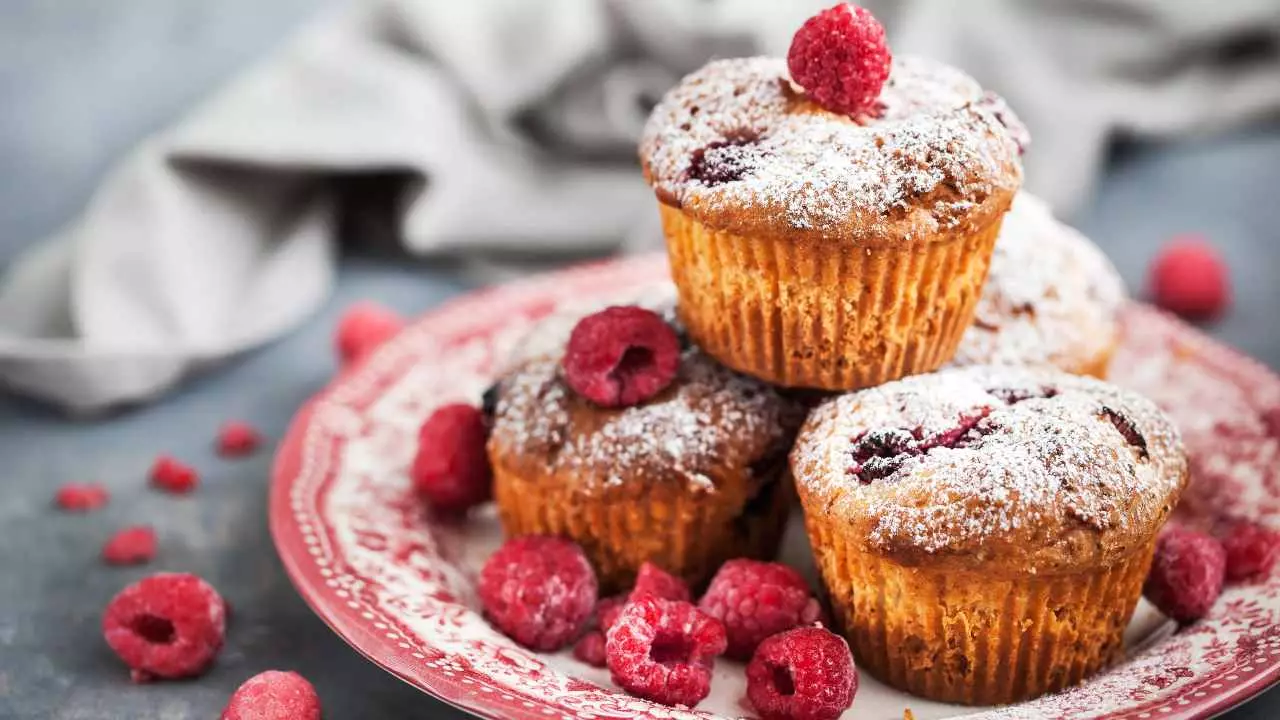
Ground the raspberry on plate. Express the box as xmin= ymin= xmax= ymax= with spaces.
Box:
xmin=412 ymin=403 xmax=493 ymax=515
xmin=221 ymin=670 xmax=321 ymax=720
xmin=334 ymin=301 xmax=405 ymax=367
xmin=787 ymin=3 xmax=892 ymax=116
xmin=102 ymin=573 xmax=227 ymax=681
xmin=1220 ymin=521 xmax=1280 ymax=582
xmin=631 ymin=562 xmax=690 ymax=603
xmin=150 ymin=455 xmax=199 ymax=494
xmin=216 ymin=421 xmax=263 ymax=458
xmin=573 ymin=631 xmax=608 ymax=668
xmin=1147 ymin=236 xmax=1231 ymax=319
xmin=562 ymin=306 xmax=681 ymax=408
xmin=1143 ymin=527 xmax=1226 ymax=624
xmin=606 ymin=596 xmax=726 ymax=707
xmin=102 ymin=526 xmax=157 ymax=566
xmin=698 ymin=559 xmax=822 ymax=660
xmin=478 ymin=536 xmax=597 ymax=651
xmin=594 ymin=594 xmax=626 ymax=633
xmin=747 ymin=626 xmax=857 ymax=720
xmin=54 ymin=482 xmax=109 ymax=512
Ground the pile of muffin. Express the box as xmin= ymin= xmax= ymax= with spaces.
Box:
xmin=428 ymin=4 xmax=1202 ymax=715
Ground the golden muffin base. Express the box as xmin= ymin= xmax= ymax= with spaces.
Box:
xmin=659 ymin=203 xmax=1006 ymax=391
xmin=805 ymin=513 xmax=1156 ymax=706
xmin=492 ymin=460 xmax=793 ymax=594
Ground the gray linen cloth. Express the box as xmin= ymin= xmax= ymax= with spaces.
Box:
xmin=2 ymin=0 xmax=1278 ymax=413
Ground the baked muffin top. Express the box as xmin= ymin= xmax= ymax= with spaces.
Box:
xmin=490 ymin=347 xmax=801 ymax=501
xmin=791 ymin=366 xmax=1187 ymax=574
xmin=639 ymin=56 xmax=1024 ymax=245
xmin=950 ymin=193 xmax=1127 ymax=373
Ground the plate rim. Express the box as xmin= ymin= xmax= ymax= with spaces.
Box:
xmin=270 ymin=254 xmax=1280 ymax=720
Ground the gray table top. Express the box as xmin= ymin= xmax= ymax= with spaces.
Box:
xmin=2 ymin=1 xmax=1279 ymax=718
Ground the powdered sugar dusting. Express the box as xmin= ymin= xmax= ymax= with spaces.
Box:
xmin=640 ymin=56 xmax=1023 ymax=236
xmin=951 ymin=193 xmax=1127 ymax=370
xmin=793 ymin=366 xmax=1186 ymax=561
xmin=493 ymin=349 xmax=795 ymax=493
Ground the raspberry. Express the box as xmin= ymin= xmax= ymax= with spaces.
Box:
xmin=479 ymin=536 xmax=597 ymax=651
xmin=1143 ymin=527 xmax=1226 ymax=624
xmin=746 ymin=626 xmax=857 ymax=720
xmin=1148 ymin=236 xmax=1231 ymax=319
xmin=150 ymin=455 xmax=199 ymax=494
xmin=221 ymin=670 xmax=322 ymax=720
xmin=216 ymin=421 xmax=263 ymax=458
xmin=573 ymin=631 xmax=608 ymax=668
xmin=102 ymin=526 xmax=157 ymax=565
xmin=54 ymin=482 xmax=109 ymax=512
xmin=412 ymin=403 xmax=492 ymax=515
xmin=787 ymin=4 xmax=892 ymax=117
xmin=102 ymin=573 xmax=226 ymax=681
xmin=1220 ymin=521 xmax=1280 ymax=582
xmin=562 ymin=306 xmax=681 ymax=408
xmin=631 ymin=562 xmax=690 ymax=603
xmin=595 ymin=594 xmax=626 ymax=632
xmin=605 ymin=597 xmax=726 ymax=707
xmin=334 ymin=301 xmax=404 ymax=366
xmin=698 ymin=559 xmax=822 ymax=660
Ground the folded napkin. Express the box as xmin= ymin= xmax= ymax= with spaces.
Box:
xmin=3 ymin=0 xmax=1278 ymax=413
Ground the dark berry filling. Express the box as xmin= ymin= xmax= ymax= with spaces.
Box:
xmin=1101 ymin=406 xmax=1149 ymax=459
xmin=847 ymin=408 xmax=993 ymax=483
xmin=686 ymin=133 xmax=762 ymax=186
xmin=989 ymin=386 xmax=1058 ymax=405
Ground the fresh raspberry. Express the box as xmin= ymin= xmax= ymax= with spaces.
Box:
xmin=150 ymin=455 xmax=199 ymax=494
xmin=102 ymin=573 xmax=226 ymax=681
xmin=573 ymin=631 xmax=608 ymax=668
xmin=54 ymin=482 xmax=109 ymax=512
xmin=1143 ymin=527 xmax=1226 ymax=624
xmin=102 ymin=526 xmax=157 ymax=566
xmin=479 ymin=536 xmax=597 ymax=651
xmin=412 ymin=403 xmax=492 ymax=515
xmin=1220 ymin=521 xmax=1280 ymax=582
xmin=595 ymin=594 xmax=626 ymax=633
xmin=216 ymin=421 xmax=263 ymax=458
xmin=787 ymin=4 xmax=892 ymax=117
xmin=605 ymin=597 xmax=726 ymax=707
xmin=1148 ymin=236 xmax=1231 ymax=319
xmin=746 ymin=626 xmax=857 ymax=720
xmin=698 ymin=559 xmax=822 ymax=660
xmin=562 ymin=306 xmax=681 ymax=408
xmin=334 ymin=301 xmax=404 ymax=366
xmin=221 ymin=670 xmax=321 ymax=720
xmin=631 ymin=562 xmax=690 ymax=603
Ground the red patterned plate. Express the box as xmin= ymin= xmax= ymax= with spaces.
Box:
xmin=271 ymin=255 xmax=1280 ymax=720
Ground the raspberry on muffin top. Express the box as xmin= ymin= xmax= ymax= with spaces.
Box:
xmin=791 ymin=366 xmax=1188 ymax=571
xmin=639 ymin=55 xmax=1024 ymax=242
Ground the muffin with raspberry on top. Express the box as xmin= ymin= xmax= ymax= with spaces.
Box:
xmin=488 ymin=305 xmax=804 ymax=592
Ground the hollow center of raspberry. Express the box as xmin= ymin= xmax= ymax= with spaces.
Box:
xmin=770 ymin=664 xmax=796 ymax=696
xmin=649 ymin=632 xmax=696 ymax=666
xmin=129 ymin=614 xmax=176 ymax=644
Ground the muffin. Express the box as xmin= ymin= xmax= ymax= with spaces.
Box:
xmin=791 ymin=366 xmax=1187 ymax=705
xmin=489 ymin=346 xmax=804 ymax=592
xmin=949 ymin=193 xmax=1126 ymax=377
xmin=639 ymin=55 xmax=1024 ymax=390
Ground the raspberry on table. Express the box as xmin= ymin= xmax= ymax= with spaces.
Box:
xmin=698 ymin=559 xmax=822 ymax=660
xmin=573 ymin=631 xmax=608 ymax=668
xmin=334 ymin=301 xmax=405 ymax=367
xmin=412 ymin=403 xmax=493 ymax=516
xmin=562 ymin=306 xmax=681 ymax=408
xmin=479 ymin=536 xmax=597 ymax=651
xmin=102 ymin=526 xmax=157 ymax=566
xmin=54 ymin=482 xmax=109 ymax=512
xmin=594 ymin=594 xmax=626 ymax=633
xmin=221 ymin=670 xmax=322 ymax=720
xmin=787 ymin=3 xmax=892 ymax=117
xmin=746 ymin=626 xmax=857 ymax=720
xmin=216 ymin=421 xmax=263 ymax=458
xmin=102 ymin=573 xmax=226 ymax=681
xmin=605 ymin=596 xmax=726 ymax=707
xmin=1147 ymin=236 xmax=1231 ymax=319
xmin=1143 ymin=527 xmax=1226 ymax=624
xmin=150 ymin=455 xmax=199 ymax=494
xmin=631 ymin=562 xmax=690 ymax=603
xmin=1220 ymin=521 xmax=1280 ymax=582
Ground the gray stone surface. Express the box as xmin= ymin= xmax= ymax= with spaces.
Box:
xmin=1 ymin=1 xmax=1279 ymax=718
